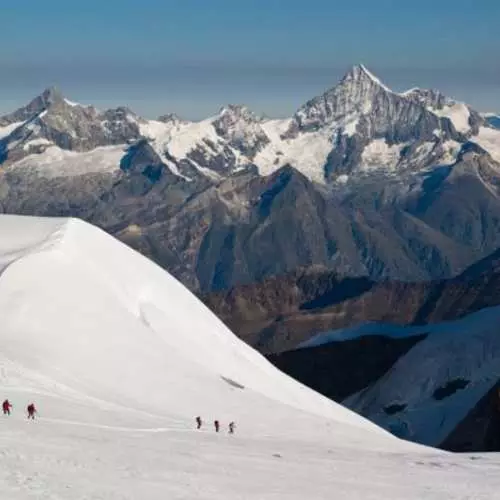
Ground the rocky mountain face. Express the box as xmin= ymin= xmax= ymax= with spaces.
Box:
xmin=0 ymin=87 xmax=142 ymax=165
xmin=268 ymin=334 xmax=427 ymax=401
xmin=212 ymin=105 xmax=270 ymax=158
xmin=203 ymin=240 xmax=500 ymax=353
xmin=0 ymin=66 xmax=500 ymax=293
xmin=284 ymin=65 xmax=471 ymax=181
xmin=441 ymin=381 xmax=500 ymax=452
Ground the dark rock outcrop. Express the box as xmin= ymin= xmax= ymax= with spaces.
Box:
xmin=441 ymin=381 xmax=500 ymax=452
xmin=267 ymin=334 xmax=426 ymax=402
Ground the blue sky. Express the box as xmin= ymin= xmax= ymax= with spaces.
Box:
xmin=1 ymin=0 xmax=499 ymax=118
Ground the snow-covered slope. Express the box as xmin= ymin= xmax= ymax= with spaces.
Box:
xmin=474 ymin=126 xmax=500 ymax=162
xmin=402 ymin=88 xmax=477 ymax=134
xmin=0 ymin=214 xmax=380 ymax=431
xmin=1 ymin=214 xmax=499 ymax=499
xmin=0 ymin=121 xmax=24 ymax=140
xmin=8 ymin=145 xmax=125 ymax=178
xmin=300 ymin=306 xmax=500 ymax=448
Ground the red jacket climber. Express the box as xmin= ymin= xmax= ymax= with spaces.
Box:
xmin=2 ymin=399 xmax=12 ymax=415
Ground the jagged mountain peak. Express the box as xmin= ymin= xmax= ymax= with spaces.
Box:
xmin=211 ymin=104 xmax=270 ymax=158
xmin=401 ymin=87 xmax=453 ymax=110
xmin=39 ymin=86 xmax=65 ymax=106
xmin=157 ymin=112 xmax=186 ymax=125
xmin=217 ymin=104 xmax=261 ymax=123
xmin=25 ymin=86 xmax=76 ymax=117
xmin=289 ymin=64 xmax=395 ymax=133
xmin=0 ymin=86 xmax=71 ymax=126
xmin=0 ymin=88 xmax=142 ymax=160
xmin=341 ymin=64 xmax=392 ymax=92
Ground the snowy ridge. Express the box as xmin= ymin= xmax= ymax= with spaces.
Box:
xmin=0 ymin=214 xmax=499 ymax=498
xmin=0 ymin=214 xmax=389 ymax=434
xmin=358 ymin=64 xmax=393 ymax=92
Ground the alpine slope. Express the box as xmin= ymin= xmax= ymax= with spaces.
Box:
xmin=0 ymin=215 xmax=499 ymax=499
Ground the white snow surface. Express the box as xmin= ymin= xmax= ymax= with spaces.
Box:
xmin=431 ymin=102 xmax=471 ymax=134
xmin=22 ymin=138 xmax=53 ymax=151
xmin=256 ymin=119 xmax=333 ymax=183
xmin=140 ymin=115 xmax=335 ymax=184
xmin=360 ymin=139 xmax=403 ymax=172
xmin=0 ymin=215 xmax=499 ymax=498
xmin=64 ymin=98 xmax=85 ymax=107
xmin=8 ymin=145 xmax=125 ymax=178
xmin=0 ymin=121 xmax=24 ymax=140
xmin=141 ymin=117 xmax=221 ymax=160
xmin=140 ymin=117 xmax=246 ymax=179
xmin=475 ymin=126 xmax=500 ymax=163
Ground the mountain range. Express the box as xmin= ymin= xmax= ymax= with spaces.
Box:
xmin=1 ymin=65 xmax=500 ymax=292
xmin=2 ymin=65 xmax=500 ymax=455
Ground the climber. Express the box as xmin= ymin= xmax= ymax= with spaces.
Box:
xmin=2 ymin=399 xmax=12 ymax=416
xmin=27 ymin=403 xmax=37 ymax=420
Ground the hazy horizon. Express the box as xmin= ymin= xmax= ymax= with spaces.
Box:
xmin=1 ymin=0 xmax=499 ymax=119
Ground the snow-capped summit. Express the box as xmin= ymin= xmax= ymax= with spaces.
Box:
xmin=278 ymin=64 xmax=479 ymax=180
xmin=28 ymin=86 xmax=66 ymax=114
xmin=212 ymin=104 xmax=270 ymax=157
xmin=287 ymin=64 xmax=393 ymax=134
xmin=342 ymin=64 xmax=393 ymax=93
xmin=217 ymin=104 xmax=261 ymax=122
xmin=156 ymin=112 xmax=187 ymax=125
xmin=0 ymin=87 xmax=62 ymax=128
xmin=0 ymin=88 xmax=142 ymax=164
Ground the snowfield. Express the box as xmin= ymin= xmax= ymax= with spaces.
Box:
xmin=0 ymin=214 xmax=499 ymax=499
xmin=0 ymin=121 xmax=24 ymax=140
xmin=8 ymin=145 xmax=125 ymax=178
